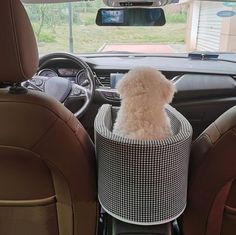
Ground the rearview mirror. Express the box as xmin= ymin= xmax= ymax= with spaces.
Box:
xmin=103 ymin=0 xmax=179 ymax=7
xmin=96 ymin=8 xmax=166 ymax=26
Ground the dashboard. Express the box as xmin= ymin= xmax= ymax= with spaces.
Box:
xmin=38 ymin=67 xmax=89 ymax=87
xmin=38 ymin=68 xmax=79 ymax=77
xmin=37 ymin=55 xmax=236 ymax=102
xmin=37 ymin=54 xmax=236 ymax=139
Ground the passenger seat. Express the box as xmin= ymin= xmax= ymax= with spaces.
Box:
xmin=180 ymin=106 xmax=236 ymax=235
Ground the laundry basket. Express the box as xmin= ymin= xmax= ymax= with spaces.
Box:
xmin=95 ymin=104 xmax=192 ymax=225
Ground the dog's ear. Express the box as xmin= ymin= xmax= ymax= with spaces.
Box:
xmin=116 ymin=71 xmax=141 ymax=98
xmin=162 ymin=79 xmax=176 ymax=104
xmin=116 ymin=76 xmax=130 ymax=98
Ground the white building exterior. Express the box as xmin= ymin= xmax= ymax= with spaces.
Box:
xmin=185 ymin=1 xmax=236 ymax=52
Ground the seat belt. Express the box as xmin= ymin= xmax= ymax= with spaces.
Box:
xmin=51 ymin=168 xmax=73 ymax=235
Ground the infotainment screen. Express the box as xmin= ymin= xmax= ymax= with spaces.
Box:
xmin=101 ymin=10 xmax=124 ymax=24
xmin=110 ymin=73 xmax=125 ymax=88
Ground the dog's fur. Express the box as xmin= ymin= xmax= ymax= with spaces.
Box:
xmin=113 ymin=67 xmax=176 ymax=140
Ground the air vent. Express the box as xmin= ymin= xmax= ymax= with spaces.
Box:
xmin=98 ymin=75 xmax=111 ymax=87
xmin=120 ymin=1 xmax=153 ymax=6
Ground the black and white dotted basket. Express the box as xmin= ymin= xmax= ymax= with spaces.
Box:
xmin=95 ymin=104 xmax=192 ymax=225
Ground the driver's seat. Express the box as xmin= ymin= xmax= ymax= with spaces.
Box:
xmin=0 ymin=1 xmax=98 ymax=235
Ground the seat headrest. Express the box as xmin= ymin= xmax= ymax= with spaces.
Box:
xmin=0 ymin=0 xmax=38 ymax=83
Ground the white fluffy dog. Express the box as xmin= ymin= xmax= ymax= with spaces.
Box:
xmin=113 ymin=67 xmax=176 ymax=140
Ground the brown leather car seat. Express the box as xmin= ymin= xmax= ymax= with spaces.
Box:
xmin=180 ymin=106 xmax=236 ymax=235
xmin=0 ymin=0 xmax=98 ymax=235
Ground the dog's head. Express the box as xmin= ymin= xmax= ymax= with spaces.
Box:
xmin=117 ymin=67 xmax=176 ymax=104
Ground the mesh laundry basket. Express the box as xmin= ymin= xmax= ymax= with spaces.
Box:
xmin=95 ymin=104 xmax=192 ymax=225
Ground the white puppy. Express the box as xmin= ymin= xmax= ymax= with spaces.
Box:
xmin=113 ymin=67 xmax=176 ymax=140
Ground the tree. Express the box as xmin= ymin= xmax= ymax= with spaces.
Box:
xmin=36 ymin=4 xmax=47 ymax=39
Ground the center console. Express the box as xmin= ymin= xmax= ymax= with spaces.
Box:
xmin=110 ymin=73 xmax=125 ymax=88
xmin=96 ymin=73 xmax=124 ymax=101
xmin=106 ymin=216 xmax=174 ymax=235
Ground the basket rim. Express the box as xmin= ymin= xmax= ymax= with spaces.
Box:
xmin=95 ymin=104 xmax=193 ymax=146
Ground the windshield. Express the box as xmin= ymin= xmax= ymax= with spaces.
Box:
xmin=24 ymin=0 xmax=236 ymax=54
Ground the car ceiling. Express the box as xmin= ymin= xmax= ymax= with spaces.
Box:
xmin=21 ymin=0 xmax=236 ymax=3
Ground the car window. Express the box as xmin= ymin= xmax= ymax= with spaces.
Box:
xmin=24 ymin=0 xmax=236 ymax=54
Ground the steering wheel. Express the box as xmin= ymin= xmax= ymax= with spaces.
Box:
xmin=25 ymin=53 xmax=95 ymax=119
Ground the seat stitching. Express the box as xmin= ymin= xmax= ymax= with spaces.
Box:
xmin=30 ymin=117 xmax=59 ymax=150
xmin=0 ymin=99 xmax=71 ymax=122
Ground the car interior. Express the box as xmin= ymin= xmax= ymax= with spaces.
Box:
xmin=0 ymin=0 xmax=235 ymax=234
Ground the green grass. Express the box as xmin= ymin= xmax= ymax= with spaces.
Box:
xmin=166 ymin=13 xmax=187 ymax=23
xmin=33 ymin=13 xmax=186 ymax=54
xmin=38 ymin=32 xmax=56 ymax=43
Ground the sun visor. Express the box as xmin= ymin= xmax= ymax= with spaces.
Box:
xmin=22 ymin=0 xmax=94 ymax=3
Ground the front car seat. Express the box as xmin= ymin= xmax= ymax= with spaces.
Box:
xmin=180 ymin=106 xmax=236 ymax=235
xmin=0 ymin=1 xmax=98 ymax=234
